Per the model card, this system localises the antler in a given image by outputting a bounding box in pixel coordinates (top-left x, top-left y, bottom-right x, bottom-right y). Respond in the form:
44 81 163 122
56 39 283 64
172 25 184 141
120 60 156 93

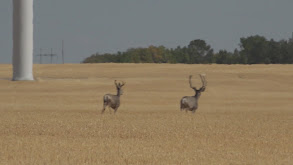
189 75 196 89
120 81 126 87
115 80 126 87
114 80 119 87
199 74 207 91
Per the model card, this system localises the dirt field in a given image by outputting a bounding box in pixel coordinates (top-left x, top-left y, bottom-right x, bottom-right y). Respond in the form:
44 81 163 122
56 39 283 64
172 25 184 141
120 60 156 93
0 64 292 164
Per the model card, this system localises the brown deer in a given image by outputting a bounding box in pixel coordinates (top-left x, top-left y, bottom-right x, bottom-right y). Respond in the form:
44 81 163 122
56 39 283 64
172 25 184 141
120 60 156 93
101 80 125 114
180 74 207 113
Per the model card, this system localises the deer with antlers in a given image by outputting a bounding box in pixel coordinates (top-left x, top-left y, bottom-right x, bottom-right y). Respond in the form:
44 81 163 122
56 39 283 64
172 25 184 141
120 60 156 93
180 74 207 113
101 80 126 114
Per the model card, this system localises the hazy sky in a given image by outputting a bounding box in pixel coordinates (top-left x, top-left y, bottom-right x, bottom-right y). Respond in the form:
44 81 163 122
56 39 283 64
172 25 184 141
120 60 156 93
1 0 293 63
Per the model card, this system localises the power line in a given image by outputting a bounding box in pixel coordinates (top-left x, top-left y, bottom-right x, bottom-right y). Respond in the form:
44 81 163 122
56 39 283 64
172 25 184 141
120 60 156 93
36 48 57 64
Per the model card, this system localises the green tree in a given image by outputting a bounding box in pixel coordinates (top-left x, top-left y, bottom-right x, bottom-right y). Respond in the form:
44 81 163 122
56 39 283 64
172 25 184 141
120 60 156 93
171 46 189 63
280 40 293 63
239 35 269 64
148 45 167 63
214 50 235 64
187 39 213 64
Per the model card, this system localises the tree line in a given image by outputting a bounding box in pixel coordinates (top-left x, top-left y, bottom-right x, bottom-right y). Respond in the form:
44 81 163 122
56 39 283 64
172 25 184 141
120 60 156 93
83 35 293 64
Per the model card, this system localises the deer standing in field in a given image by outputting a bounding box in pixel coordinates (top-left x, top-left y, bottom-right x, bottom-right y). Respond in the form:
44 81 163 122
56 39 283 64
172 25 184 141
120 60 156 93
101 80 126 114
180 74 207 113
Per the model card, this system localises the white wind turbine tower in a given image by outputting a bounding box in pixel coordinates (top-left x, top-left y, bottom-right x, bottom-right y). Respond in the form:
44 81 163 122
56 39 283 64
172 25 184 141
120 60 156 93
12 0 34 81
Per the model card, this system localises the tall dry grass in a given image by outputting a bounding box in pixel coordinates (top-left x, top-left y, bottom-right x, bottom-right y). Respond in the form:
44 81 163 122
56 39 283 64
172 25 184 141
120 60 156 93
0 64 292 164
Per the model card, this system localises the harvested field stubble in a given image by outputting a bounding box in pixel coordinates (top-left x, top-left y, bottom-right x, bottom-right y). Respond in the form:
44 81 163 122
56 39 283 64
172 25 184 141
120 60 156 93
0 64 293 164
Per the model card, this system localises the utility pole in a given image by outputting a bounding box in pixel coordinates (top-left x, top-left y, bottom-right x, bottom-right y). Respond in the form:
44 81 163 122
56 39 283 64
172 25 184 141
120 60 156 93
62 40 65 64
36 48 43 64
38 48 42 64
50 48 53 64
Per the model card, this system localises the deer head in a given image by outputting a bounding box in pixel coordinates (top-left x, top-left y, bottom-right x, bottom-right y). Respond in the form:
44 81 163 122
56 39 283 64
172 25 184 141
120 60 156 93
114 80 126 96
189 74 207 97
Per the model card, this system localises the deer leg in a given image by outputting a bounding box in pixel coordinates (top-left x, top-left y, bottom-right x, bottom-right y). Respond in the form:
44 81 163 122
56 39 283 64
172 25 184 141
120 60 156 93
114 107 118 114
192 108 197 114
181 107 186 112
101 102 107 114
180 106 184 111
108 107 112 114
101 106 106 114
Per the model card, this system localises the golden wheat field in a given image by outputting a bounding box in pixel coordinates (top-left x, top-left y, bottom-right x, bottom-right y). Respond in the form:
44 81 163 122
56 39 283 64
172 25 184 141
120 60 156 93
0 64 292 164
